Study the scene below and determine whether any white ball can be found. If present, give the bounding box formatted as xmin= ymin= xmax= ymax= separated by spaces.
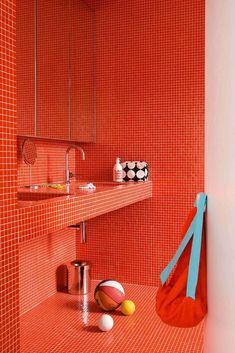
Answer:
xmin=98 ymin=314 xmax=114 ymax=332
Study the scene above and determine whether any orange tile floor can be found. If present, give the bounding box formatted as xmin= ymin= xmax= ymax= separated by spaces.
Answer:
xmin=20 ymin=282 xmax=203 ymax=353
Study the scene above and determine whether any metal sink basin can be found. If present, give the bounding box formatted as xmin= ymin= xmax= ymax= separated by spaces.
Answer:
xmin=17 ymin=191 xmax=70 ymax=202
xmin=17 ymin=182 xmax=126 ymax=203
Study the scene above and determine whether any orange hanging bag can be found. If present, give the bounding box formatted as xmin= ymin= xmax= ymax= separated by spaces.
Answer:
xmin=156 ymin=193 xmax=207 ymax=328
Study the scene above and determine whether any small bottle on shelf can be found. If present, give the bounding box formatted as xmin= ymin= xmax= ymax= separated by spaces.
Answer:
xmin=113 ymin=157 xmax=123 ymax=182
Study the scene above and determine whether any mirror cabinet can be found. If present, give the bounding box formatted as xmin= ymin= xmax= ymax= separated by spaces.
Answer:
xmin=17 ymin=0 xmax=96 ymax=142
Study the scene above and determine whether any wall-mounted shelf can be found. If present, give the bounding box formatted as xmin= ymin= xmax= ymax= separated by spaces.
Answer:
xmin=17 ymin=181 xmax=152 ymax=243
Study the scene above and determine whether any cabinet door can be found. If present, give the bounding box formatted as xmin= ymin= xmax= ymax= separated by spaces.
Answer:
xmin=70 ymin=0 xmax=96 ymax=142
xmin=37 ymin=0 xmax=70 ymax=140
xmin=17 ymin=0 xmax=35 ymax=136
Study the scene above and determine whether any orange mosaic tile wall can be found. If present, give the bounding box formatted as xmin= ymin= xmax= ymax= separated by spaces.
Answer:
xmin=0 ymin=0 xmax=19 ymax=351
xmin=0 ymin=0 xmax=204 ymax=350
xmin=17 ymin=0 xmax=203 ymax=318
xmin=19 ymin=229 xmax=76 ymax=315
xmin=77 ymin=0 xmax=205 ymax=286
xmin=17 ymin=136 xmax=78 ymax=316
xmin=17 ymin=0 xmax=78 ymax=316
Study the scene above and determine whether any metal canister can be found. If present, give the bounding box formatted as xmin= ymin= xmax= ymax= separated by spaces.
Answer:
xmin=67 ymin=260 xmax=91 ymax=295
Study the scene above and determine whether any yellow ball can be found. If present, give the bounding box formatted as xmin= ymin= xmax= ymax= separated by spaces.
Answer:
xmin=121 ymin=300 xmax=136 ymax=316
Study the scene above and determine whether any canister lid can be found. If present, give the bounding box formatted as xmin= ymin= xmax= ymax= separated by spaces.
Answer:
xmin=70 ymin=260 xmax=90 ymax=269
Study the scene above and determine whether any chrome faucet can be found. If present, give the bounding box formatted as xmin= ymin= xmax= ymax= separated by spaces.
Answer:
xmin=65 ymin=145 xmax=85 ymax=184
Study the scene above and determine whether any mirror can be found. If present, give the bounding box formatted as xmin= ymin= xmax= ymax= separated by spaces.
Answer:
xmin=17 ymin=0 xmax=96 ymax=142
xmin=36 ymin=0 xmax=70 ymax=140
xmin=22 ymin=139 xmax=38 ymax=189
xmin=22 ymin=139 xmax=37 ymax=165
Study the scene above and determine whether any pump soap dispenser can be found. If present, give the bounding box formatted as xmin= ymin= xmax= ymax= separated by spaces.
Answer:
xmin=113 ymin=157 xmax=123 ymax=182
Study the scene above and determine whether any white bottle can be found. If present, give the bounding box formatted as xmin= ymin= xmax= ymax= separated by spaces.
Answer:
xmin=113 ymin=157 xmax=123 ymax=182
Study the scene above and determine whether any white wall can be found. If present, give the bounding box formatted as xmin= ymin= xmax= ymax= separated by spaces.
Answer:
xmin=205 ymin=0 xmax=235 ymax=352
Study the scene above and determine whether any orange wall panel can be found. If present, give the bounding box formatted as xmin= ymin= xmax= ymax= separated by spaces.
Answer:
xmin=16 ymin=0 xmax=204 ymax=324
xmin=16 ymin=0 xmax=35 ymax=136
xmin=19 ymin=229 xmax=76 ymax=315
xmin=0 ymin=1 xmax=19 ymax=351
xmin=76 ymin=0 xmax=205 ymax=286
xmin=0 ymin=0 xmax=204 ymax=350
xmin=70 ymin=0 xmax=96 ymax=142
xmin=37 ymin=0 xmax=70 ymax=140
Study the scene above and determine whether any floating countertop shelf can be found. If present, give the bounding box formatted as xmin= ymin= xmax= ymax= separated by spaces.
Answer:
xmin=17 ymin=181 xmax=152 ymax=243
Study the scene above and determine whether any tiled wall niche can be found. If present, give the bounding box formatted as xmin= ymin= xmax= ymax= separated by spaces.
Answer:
xmin=17 ymin=137 xmax=77 ymax=187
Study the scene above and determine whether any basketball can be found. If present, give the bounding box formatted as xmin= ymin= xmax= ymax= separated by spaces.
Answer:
xmin=94 ymin=280 xmax=125 ymax=311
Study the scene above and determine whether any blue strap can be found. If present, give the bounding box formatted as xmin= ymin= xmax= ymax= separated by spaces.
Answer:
xmin=160 ymin=192 xmax=207 ymax=300
xmin=186 ymin=193 xmax=207 ymax=299
xmin=160 ymin=217 xmax=196 ymax=285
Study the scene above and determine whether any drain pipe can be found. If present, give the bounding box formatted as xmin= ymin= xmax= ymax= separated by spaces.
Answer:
xmin=69 ymin=221 xmax=87 ymax=243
